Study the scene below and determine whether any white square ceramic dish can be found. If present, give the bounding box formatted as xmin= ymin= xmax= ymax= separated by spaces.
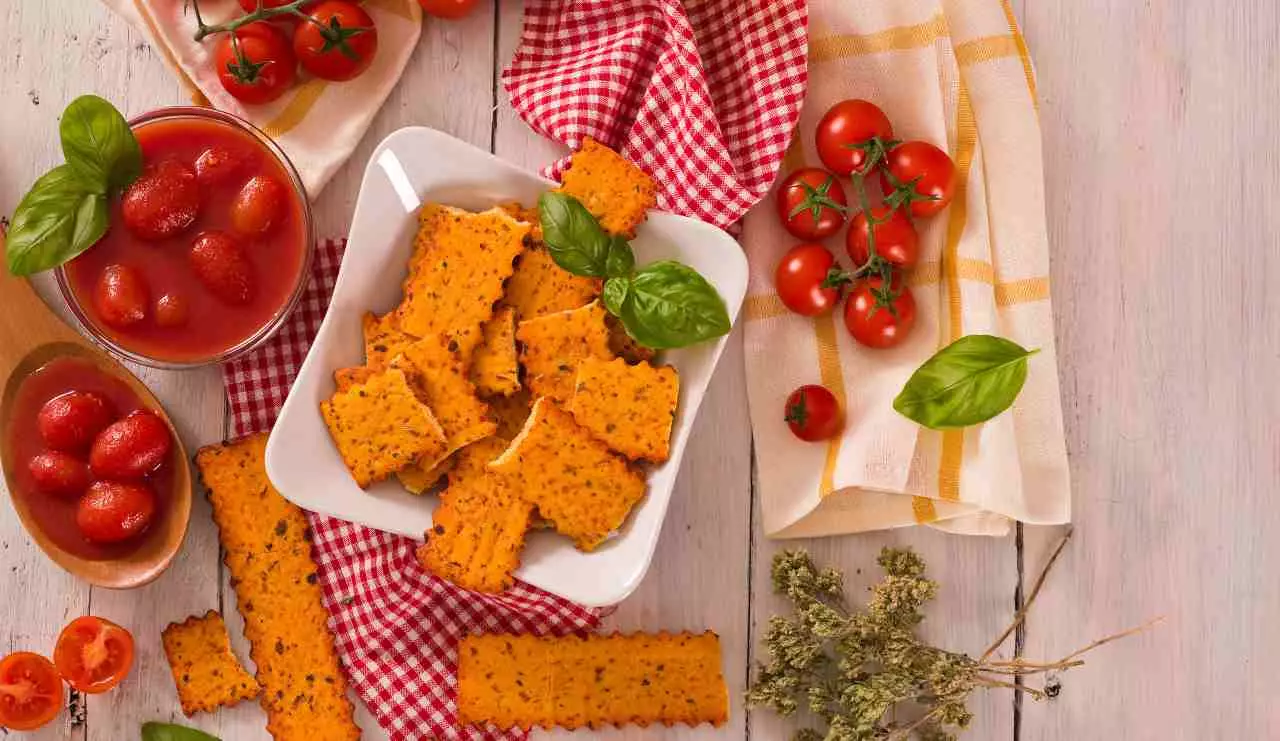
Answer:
xmin=266 ymin=127 xmax=747 ymax=607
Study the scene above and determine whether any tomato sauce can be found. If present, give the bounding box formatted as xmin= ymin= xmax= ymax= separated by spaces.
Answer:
xmin=65 ymin=115 xmax=309 ymax=364
xmin=5 ymin=358 xmax=172 ymax=560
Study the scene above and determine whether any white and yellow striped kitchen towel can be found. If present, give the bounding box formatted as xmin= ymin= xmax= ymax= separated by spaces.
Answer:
xmin=743 ymin=0 xmax=1070 ymax=538
xmin=101 ymin=0 xmax=422 ymax=196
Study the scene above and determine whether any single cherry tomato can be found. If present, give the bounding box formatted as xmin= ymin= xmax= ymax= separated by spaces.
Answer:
xmin=417 ymin=0 xmax=479 ymax=18
xmin=190 ymin=232 xmax=256 ymax=305
xmin=879 ymin=141 xmax=956 ymax=218
xmin=77 ymin=481 xmax=156 ymax=544
xmin=238 ymin=0 xmax=295 ymax=10
xmin=93 ymin=264 xmax=150 ymax=329
xmin=846 ymin=206 xmax=919 ymax=270
xmin=776 ymin=168 xmax=847 ymax=241
xmin=294 ymin=1 xmax=379 ymax=82
xmin=775 ymin=243 xmax=841 ymax=317
xmin=844 ymin=274 xmax=917 ymax=349
xmin=120 ymin=159 xmax=200 ymax=241
xmin=214 ymin=22 xmax=297 ymax=105
xmin=0 ymin=652 xmax=63 ymax=731
xmin=38 ymin=391 xmax=115 ymax=452
xmin=193 ymin=146 xmax=248 ymax=187
xmin=153 ymin=294 xmax=190 ymax=328
xmin=53 ymin=617 xmax=135 ymax=694
xmin=89 ymin=410 xmax=172 ymax=480
xmin=815 ymin=99 xmax=895 ymax=176
xmin=230 ymin=175 xmax=286 ymax=236
xmin=784 ymin=385 xmax=843 ymax=442
xmin=27 ymin=452 xmax=91 ymax=499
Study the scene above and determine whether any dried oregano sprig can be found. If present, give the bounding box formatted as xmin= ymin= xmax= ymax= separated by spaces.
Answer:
xmin=747 ymin=531 xmax=1161 ymax=741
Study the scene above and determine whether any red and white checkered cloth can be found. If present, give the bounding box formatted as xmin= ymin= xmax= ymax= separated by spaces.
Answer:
xmin=502 ymin=0 xmax=809 ymax=230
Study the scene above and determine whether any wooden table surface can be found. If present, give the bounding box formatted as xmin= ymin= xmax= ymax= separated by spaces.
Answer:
xmin=1 ymin=2 xmax=1276 ymax=739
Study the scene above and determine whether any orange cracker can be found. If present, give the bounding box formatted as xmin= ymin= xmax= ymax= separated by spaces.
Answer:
xmin=471 ymin=307 xmax=521 ymax=397
xmin=395 ymin=204 xmax=529 ymax=359
xmin=416 ymin=439 xmax=532 ymax=593
xmin=397 ymin=455 xmax=455 ymax=495
xmin=320 ymin=367 xmax=448 ymax=487
xmin=195 ymin=435 xmax=360 ymax=741
xmin=457 ymin=632 xmax=729 ymax=730
xmin=161 ymin=611 xmax=260 ymax=716
xmin=362 ymin=311 xmax=416 ymax=370
xmin=394 ymin=335 xmax=497 ymax=465
xmin=516 ymin=301 xmax=614 ymax=404
xmin=501 ymin=247 xmax=601 ymax=321
xmin=497 ymin=200 xmax=541 ymax=240
xmin=569 ymin=357 xmax=679 ymax=463
xmin=486 ymin=388 xmax=533 ymax=440
xmin=489 ymin=397 xmax=645 ymax=551
xmin=554 ymin=137 xmax=658 ymax=237
xmin=333 ymin=366 xmax=374 ymax=393
xmin=606 ymin=314 xmax=657 ymax=364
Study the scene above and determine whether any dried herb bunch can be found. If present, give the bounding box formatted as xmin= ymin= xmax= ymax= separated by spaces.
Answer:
xmin=746 ymin=531 xmax=1158 ymax=740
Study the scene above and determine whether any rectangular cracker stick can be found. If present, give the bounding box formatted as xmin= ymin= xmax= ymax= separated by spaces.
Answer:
xmin=471 ymin=307 xmax=521 ymax=397
xmin=457 ymin=632 xmax=729 ymax=730
xmin=161 ymin=611 xmax=260 ymax=716
xmin=569 ymin=357 xmax=679 ymax=462
xmin=553 ymin=137 xmax=658 ymax=237
xmin=516 ymin=301 xmax=614 ymax=404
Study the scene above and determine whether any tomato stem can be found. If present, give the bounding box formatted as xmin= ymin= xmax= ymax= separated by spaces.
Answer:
xmin=192 ymin=0 xmax=315 ymax=42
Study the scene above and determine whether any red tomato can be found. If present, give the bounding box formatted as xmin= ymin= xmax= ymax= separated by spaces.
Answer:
xmin=844 ymin=274 xmax=916 ymax=349
xmin=776 ymin=168 xmax=847 ymax=240
xmin=230 ymin=175 xmax=286 ymax=235
xmin=214 ymin=22 xmax=297 ymax=105
xmin=193 ymin=146 xmax=247 ymax=187
xmin=879 ymin=141 xmax=956 ymax=218
xmin=120 ymin=159 xmax=200 ymax=241
xmin=0 ymin=652 xmax=63 ymax=731
xmin=190 ymin=232 xmax=256 ymax=305
xmin=784 ymin=385 xmax=843 ymax=442
xmin=89 ymin=411 xmax=173 ymax=480
xmin=846 ymin=206 xmax=919 ymax=270
xmin=775 ymin=243 xmax=841 ymax=317
xmin=815 ymin=99 xmax=894 ymax=176
xmin=92 ymin=264 xmax=150 ymax=329
xmin=294 ymin=1 xmax=378 ymax=82
xmin=153 ymin=293 xmax=190 ymax=328
xmin=238 ymin=0 xmax=295 ymax=9
xmin=38 ymin=391 xmax=115 ymax=452
xmin=77 ymin=481 xmax=156 ymax=544
xmin=417 ymin=0 xmax=479 ymax=18
xmin=53 ymin=617 xmax=135 ymax=694
xmin=27 ymin=452 xmax=91 ymax=499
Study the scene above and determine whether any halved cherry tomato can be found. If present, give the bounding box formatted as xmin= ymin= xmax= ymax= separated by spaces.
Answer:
xmin=121 ymin=159 xmax=200 ymax=241
xmin=879 ymin=141 xmax=956 ymax=218
xmin=844 ymin=273 xmax=916 ymax=349
xmin=418 ymin=0 xmax=479 ymax=19
xmin=294 ymin=1 xmax=378 ymax=82
xmin=0 ymin=652 xmax=63 ymax=731
xmin=230 ymin=175 xmax=286 ymax=236
xmin=815 ymin=99 xmax=894 ymax=176
xmin=89 ymin=410 xmax=173 ymax=480
xmin=775 ymin=243 xmax=841 ymax=317
xmin=215 ymin=22 xmax=297 ymax=105
xmin=190 ymin=231 xmax=256 ymax=305
xmin=53 ymin=617 xmax=135 ymax=694
xmin=776 ymin=168 xmax=847 ymax=241
xmin=77 ymin=481 xmax=156 ymax=544
xmin=153 ymin=294 xmax=190 ymax=328
xmin=784 ymin=385 xmax=843 ymax=442
xmin=846 ymin=206 xmax=919 ymax=270
xmin=27 ymin=452 xmax=91 ymax=499
xmin=93 ymin=264 xmax=150 ymax=329
xmin=38 ymin=391 xmax=115 ymax=452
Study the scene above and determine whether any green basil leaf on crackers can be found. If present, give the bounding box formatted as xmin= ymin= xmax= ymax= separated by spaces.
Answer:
xmin=618 ymin=261 xmax=731 ymax=349
xmin=539 ymin=191 xmax=612 ymax=277
xmin=60 ymin=94 xmax=142 ymax=193
xmin=894 ymin=334 xmax=1038 ymax=429
xmin=6 ymin=165 xmax=109 ymax=276
xmin=602 ymin=276 xmax=630 ymax=316
xmin=604 ymin=235 xmax=635 ymax=278
xmin=141 ymin=722 xmax=221 ymax=741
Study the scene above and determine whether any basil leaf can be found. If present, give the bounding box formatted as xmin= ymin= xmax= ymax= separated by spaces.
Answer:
xmin=538 ymin=192 xmax=611 ymax=277
xmin=893 ymin=335 xmax=1039 ymax=429
xmin=141 ymin=722 xmax=221 ymax=741
xmin=60 ymin=95 xmax=141 ymax=193
xmin=6 ymin=165 xmax=108 ymax=276
xmin=617 ymin=261 xmax=731 ymax=349
xmin=602 ymin=276 xmax=630 ymax=316
xmin=604 ymin=235 xmax=635 ymax=279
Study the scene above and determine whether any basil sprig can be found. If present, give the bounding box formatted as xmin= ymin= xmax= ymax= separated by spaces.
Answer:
xmin=894 ymin=335 xmax=1039 ymax=429
xmin=6 ymin=95 xmax=141 ymax=276
xmin=538 ymin=192 xmax=730 ymax=350
xmin=141 ymin=722 xmax=221 ymax=741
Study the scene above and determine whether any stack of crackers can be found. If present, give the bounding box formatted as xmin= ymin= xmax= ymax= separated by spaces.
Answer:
xmin=319 ymin=139 xmax=681 ymax=594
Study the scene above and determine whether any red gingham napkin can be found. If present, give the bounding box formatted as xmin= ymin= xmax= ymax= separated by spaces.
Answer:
xmin=502 ymin=0 xmax=809 ymax=230
xmin=222 ymin=239 xmax=598 ymax=741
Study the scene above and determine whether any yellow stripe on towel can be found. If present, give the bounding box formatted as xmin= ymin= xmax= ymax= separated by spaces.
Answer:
xmin=263 ymin=79 xmax=329 ymax=139
xmin=955 ymin=34 xmax=1020 ymax=68
xmin=814 ymin=312 xmax=846 ymax=497
xmin=810 ymin=14 xmax=948 ymax=63
xmin=1000 ymin=0 xmax=1040 ymax=110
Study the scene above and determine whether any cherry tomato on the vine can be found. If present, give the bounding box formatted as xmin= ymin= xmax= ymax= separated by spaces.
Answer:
xmin=0 ymin=652 xmax=63 ymax=731
xmin=879 ymin=141 xmax=956 ymax=218
xmin=53 ymin=617 xmax=135 ymax=694
xmin=846 ymin=206 xmax=919 ymax=270
xmin=238 ymin=0 xmax=295 ymax=10
xmin=776 ymin=168 xmax=847 ymax=241
xmin=844 ymin=273 xmax=916 ymax=349
xmin=815 ymin=99 xmax=894 ymax=176
xmin=294 ymin=1 xmax=379 ymax=82
xmin=418 ymin=0 xmax=480 ymax=19
xmin=784 ymin=385 xmax=843 ymax=442
xmin=775 ymin=243 xmax=842 ymax=317
xmin=214 ymin=22 xmax=297 ymax=105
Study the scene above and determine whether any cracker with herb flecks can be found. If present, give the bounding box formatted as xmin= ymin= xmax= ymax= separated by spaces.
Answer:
xmin=486 ymin=388 xmax=534 ymax=441
xmin=471 ymin=307 xmax=521 ymax=397
xmin=489 ymin=397 xmax=645 ymax=551
xmin=500 ymin=247 xmax=601 ymax=321
xmin=333 ymin=366 xmax=374 ymax=393
xmin=457 ymin=632 xmax=729 ymax=730
xmin=393 ymin=335 xmax=496 ymax=467
xmin=397 ymin=455 xmax=455 ymax=495
xmin=517 ymin=301 xmax=614 ymax=404
xmin=363 ymin=311 xmax=416 ymax=371
xmin=497 ymin=200 xmax=542 ymax=240
xmin=606 ymin=314 xmax=657 ymax=364
xmin=320 ymin=367 xmax=448 ymax=488
xmin=161 ymin=611 xmax=260 ymax=717
xmin=554 ymin=137 xmax=658 ymax=237
xmin=569 ymin=357 xmax=679 ymax=463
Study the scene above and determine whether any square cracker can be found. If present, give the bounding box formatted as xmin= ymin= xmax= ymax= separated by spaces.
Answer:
xmin=606 ymin=314 xmax=657 ymax=364
xmin=320 ymin=367 xmax=448 ymax=487
xmin=471 ymin=307 xmax=521 ymax=397
xmin=489 ymin=397 xmax=645 ymax=551
xmin=500 ymin=247 xmax=601 ymax=321
xmin=393 ymin=335 xmax=497 ymax=467
xmin=333 ymin=366 xmax=374 ymax=393
xmin=516 ymin=301 xmax=614 ymax=404
xmin=416 ymin=438 xmax=532 ymax=593
xmin=569 ymin=358 xmax=679 ymax=463
xmin=161 ymin=611 xmax=260 ymax=716
xmin=554 ymin=137 xmax=658 ymax=237
xmin=362 ymin=311 xmax=416 ymax=371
